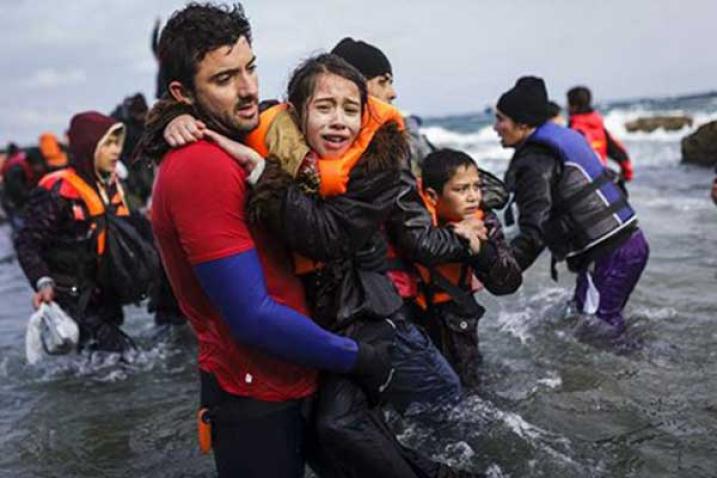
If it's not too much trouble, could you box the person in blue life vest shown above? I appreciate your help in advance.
[495,76,649,337]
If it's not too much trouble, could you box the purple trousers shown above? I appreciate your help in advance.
[574,229,649,331]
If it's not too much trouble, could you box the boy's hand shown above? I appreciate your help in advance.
[453,216,487,254]
[164,114,206,147]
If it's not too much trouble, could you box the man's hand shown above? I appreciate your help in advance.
[452,216,488,254]
[32,285,54,310]
[203,129,263,174]
[164,114,206,147]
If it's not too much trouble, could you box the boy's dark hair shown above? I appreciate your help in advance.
[287,53,368,123]
[158,3,251,93]
[567,86,592,113]
[421,148,477,194]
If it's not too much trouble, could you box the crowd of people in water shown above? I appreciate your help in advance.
[0,2,714,477]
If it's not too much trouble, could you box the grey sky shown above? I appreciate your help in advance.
[1,0,715,145]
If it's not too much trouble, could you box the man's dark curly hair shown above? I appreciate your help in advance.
[158,3,252,94]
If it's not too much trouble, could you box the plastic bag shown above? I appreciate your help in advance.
[25,302,80,365]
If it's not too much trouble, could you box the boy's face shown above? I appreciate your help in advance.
[94,130,123,176]
[434,165,482,222]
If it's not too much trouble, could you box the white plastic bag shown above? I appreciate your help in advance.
[583,271,601,315]
[25,302,80,365]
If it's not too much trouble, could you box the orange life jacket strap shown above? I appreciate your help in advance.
[243,104,290,158]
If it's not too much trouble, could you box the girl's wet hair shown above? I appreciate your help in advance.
[286,53,368,123]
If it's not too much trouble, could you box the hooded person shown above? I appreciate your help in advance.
[14,111,155,353]
[494,76,649,336]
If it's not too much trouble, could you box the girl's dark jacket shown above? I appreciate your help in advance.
[249,122,407,330]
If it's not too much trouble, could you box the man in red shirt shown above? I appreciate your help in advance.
[149,5,390,477]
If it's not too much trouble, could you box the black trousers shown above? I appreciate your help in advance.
[200,371,306,478]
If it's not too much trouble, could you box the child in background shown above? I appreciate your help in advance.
[568,86,634,184]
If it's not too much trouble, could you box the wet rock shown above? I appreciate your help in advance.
[681,120,717,167]
[624,115,693,133]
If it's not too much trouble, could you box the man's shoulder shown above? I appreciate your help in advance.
[161,140,245,179]
[513,143,559,171]
[165,139,232,162]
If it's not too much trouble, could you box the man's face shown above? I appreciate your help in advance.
[366,73,396,104]
[494,110,530,148]
[192,36,259,135]
[434,165,482,223]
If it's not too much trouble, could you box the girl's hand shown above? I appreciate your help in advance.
[203,129,263,174]
[164,114,207,147]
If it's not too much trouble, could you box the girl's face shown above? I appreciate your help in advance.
[302,73,362,158]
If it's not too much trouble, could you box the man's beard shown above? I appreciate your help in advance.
[193,97,258,140]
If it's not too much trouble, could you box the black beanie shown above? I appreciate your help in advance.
[331,37,392,80]
[497,76,549,127]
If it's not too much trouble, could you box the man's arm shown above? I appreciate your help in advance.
[510,153,557,270]
[194,249,359,372]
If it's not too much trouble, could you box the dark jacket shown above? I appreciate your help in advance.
[505,140,636,273]
[249,123,407,330]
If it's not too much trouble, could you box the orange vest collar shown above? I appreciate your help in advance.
[244,98,405,198]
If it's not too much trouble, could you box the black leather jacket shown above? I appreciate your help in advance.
[504,143,561,271]
[386,165,472,267]
[250,123,406,330]
[505,142,636,272]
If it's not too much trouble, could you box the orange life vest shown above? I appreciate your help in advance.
[244,97,405,275]
[244,97,405,197]
[413,179,483,309]
[39,133,69,169]
[569,111,608,164]
[39,168,129,255]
